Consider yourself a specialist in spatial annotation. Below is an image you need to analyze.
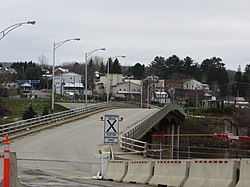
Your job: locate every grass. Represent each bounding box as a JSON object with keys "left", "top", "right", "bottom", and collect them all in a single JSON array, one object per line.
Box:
[{"left": 1, "top": 98, "right": 68, "bottom": 124}]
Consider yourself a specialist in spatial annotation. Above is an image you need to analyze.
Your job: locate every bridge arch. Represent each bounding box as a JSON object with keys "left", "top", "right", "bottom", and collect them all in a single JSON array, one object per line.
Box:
[{"left": 140, "top": 104, "right": 186, "bottom": 159}]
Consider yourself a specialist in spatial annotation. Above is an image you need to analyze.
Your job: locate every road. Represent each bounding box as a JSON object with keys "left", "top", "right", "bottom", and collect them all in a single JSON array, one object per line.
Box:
[{"left": 5, "top": 108, "right": 158, "bottom": 186}]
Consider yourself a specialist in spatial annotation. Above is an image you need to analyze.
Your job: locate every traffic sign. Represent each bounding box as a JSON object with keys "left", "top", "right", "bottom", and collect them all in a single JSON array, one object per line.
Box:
[{"left": 104, "top": 115, "right": 119, "bottom": 145}]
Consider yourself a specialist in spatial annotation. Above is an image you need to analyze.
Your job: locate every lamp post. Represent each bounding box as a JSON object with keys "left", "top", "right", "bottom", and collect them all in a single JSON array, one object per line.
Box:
[
  {"left": 140, "top": 80, "right": 143, "bottom": 108},
  {"left": 85, "top": 48, "right": 106, "bottom": 106},
  {"left": 0, "top": 21, "right": 36, "bottom": 40},
  {"left": 107, "top": 55, "right": 126, "bottom": 105},
  {"left": 51, "top": 38, "right": 80, "bottom": 112}
]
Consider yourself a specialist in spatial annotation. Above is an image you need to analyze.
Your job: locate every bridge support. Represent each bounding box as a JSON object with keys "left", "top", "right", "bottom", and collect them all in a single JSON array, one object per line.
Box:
[{"left": 143, "top": 112, "right": 184, "bottom": 159}]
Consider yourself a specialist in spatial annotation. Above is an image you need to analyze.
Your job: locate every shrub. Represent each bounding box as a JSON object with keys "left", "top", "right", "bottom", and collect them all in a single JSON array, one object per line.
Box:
[{"left": 23, "top": 104, "right": 37, "bottom": 120}]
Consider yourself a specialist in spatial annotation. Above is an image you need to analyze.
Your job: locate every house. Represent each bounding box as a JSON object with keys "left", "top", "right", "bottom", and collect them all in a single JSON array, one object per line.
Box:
[
  {"left": 183, "top": 79, "right": 209, "bottom": 90},
  {"left": 54, "top": 72, "right": 83, "bottom": 96},
  {"left": 151, "top": 91, "right": 170, "bottom": 105},
  {"left": 112, "top": 81, "right": 141, "bottom": 101},
  {"left": 0, "top": 66, "right": 17, "bottom": 75},
  {"left": 54, "top": 67, "right": 69, "bottom": 76},
  {"left": 95, "top": 73, "right": 142, "bottom": 101}
]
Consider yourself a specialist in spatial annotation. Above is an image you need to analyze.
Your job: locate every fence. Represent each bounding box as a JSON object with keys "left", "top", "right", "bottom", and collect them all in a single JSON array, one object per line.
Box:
[
  {"left": 146, "top": 143, "right": 250, "bottom": 159},
  {"left": 0, "top": 102, "right": 131, "bottom": 138},
  {"left": 119, "top": 103, "right": 250, "bottom": 159}
]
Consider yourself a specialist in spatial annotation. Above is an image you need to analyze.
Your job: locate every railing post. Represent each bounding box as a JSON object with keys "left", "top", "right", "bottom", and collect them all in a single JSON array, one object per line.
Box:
[{"left": 143, "top": 142, "right": 148, "bottom": 157}]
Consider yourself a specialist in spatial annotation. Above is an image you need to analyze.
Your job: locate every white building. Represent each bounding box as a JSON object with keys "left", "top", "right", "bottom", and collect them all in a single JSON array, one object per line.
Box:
[
  {"left": 96, "top": 73, "right": 141, "bottom": 100},
  {"left": 183, "top": 79, "right": 209, "bottom": 90},
  {"left": 54, "top": 72, "right": 83, "bottom": 95},
  {"left": 152, "top": 91, "right": 170, "bottom": 105}
]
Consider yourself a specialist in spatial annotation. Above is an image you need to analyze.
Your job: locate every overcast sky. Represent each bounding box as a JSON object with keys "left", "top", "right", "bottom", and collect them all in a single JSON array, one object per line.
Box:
[{"left": 1, "top": 0, "right": 250, "bottom": 71}]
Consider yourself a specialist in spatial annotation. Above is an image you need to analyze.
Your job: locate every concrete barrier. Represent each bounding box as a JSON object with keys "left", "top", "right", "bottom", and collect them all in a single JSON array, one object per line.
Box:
[
  {"left": 149, "top": 159, "right": 190, "bottom": 186},
  {"left": 122, "top": 160, "right": 154, "bottom": 184},
  {"left": 183, "top": 159, "right": 240, "bottom": 187},
  {"left": 235, "top": 159, "right": 250, "bottom": 187},
  {"left": 103, "top": 160, "right": 128, "bottom": 182},
  {"left": 0, "top": 152, "right": 26, "bottom": 187}
]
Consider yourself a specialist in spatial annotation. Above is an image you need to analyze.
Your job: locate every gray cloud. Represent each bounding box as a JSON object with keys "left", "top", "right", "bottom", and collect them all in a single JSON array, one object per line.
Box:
[{"left": 1, "top": 0, "right": 250, "bottom": 71}]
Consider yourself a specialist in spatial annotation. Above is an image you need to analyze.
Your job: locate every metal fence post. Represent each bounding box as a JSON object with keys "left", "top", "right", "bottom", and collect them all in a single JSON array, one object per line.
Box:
[{"left": 143, "top": 142, "right": 148, "bottom": 157}]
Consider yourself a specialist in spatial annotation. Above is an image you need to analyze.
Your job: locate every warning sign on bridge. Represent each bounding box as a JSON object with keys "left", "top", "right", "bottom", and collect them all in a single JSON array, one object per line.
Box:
[{"left": 104, "top": 115, "right": 119, "bottom": 145}]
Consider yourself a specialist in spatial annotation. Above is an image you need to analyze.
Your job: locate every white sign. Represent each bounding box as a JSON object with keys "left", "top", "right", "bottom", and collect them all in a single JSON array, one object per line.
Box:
[{"left": 104, "top": 115, "right": 119, "bottom": 145}]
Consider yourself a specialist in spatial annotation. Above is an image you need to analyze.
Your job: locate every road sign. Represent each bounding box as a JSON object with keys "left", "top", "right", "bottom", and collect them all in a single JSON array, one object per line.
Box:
[{"left": 104, "top": 115, "right": 119, "bottom": 145}]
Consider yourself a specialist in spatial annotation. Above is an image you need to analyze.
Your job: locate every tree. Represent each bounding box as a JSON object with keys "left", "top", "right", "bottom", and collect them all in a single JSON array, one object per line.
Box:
[
  {"left": 38, "top": 54, "right": 48, "bottom": 67},
  {"left": 182, "top": 56, "right": 201, "bottom": 80},
  {"left": 242, "top": 64, "right": 250, "bottom": 100},
  {"left": 165, "top": 55, "right": 182, "bottom": 79},
  {"left": 148, "top": 56, "right": 166, "bottom": 79},
  {"left": 233, "top": 65, "right": 248, "bottom": 97},
  {"left": 0, "top": 67, "right": 13, "bottom": 116},
  {"left": 131, "top": 63, "right": 145, "bottom": 79},
  {"left": 99, "top": 62, "right": 105, "bottom": 74},
  {"left": 23, "top": 104, "right": 37, "bottom": 120},
  {"left": 87, "top": 59, "right": 95, "bottom": 89},
  {"left": 111, "top": 58, "right": 122, "bottom": 73},
  {"left": 200, "top": 57, "right": 229, "bottom": 96},
  {"left": 106, "top": 58, "right": 113, "bottom": 74},
  {"left": 11, "top": 61, "right": 43, "bottom": 82}
]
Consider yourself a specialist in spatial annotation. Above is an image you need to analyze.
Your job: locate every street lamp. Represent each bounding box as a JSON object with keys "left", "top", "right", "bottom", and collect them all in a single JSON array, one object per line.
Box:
[
  {"left": 107, "top": 55, "right": 126, "bottom": 105},
  {"left": 51, "top": 38, "right": 80, "bottom": 112},
  {"left": 0, "top": 21, "right": 36, "bottom": 40},
  {"left": 85, "top": 48, "right": 106, "bottom": 106}
]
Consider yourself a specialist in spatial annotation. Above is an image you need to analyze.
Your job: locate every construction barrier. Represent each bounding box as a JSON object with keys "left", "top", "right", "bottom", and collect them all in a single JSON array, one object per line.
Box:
[
  {"left": 0, "top": 155, "right": 3, "bottom": 185},
  {"left": 4, "top": 134, "right": 10, "bottom": 187},
  {"left": 0, "top": 152, "right": 26, "bottom": 187},
  {"left": 149, "top": 159, "right": 190, "bottom": 186},
  {"left": 235, "top": 159, "right": 250, "bottom": 187},
  {"left": 183, "top": 159, "right": 240, "bottom": 187},
  {"left": 103, "top": 160, "right": 128, "bottom": 182},
  {"left": 122, "top": 160, "right": 154, "bottom": 184}
]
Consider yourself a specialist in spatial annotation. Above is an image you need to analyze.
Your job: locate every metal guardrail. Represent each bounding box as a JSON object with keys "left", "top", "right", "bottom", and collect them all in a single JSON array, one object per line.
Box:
[
  {"left": 0, "top": 102, "right": 131, "bottom": 138},
  {"left": 120, "top": 103, "right": 186, "bottom": 156}
]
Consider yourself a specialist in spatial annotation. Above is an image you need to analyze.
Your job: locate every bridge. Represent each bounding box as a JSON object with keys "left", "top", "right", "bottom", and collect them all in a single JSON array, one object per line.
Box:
[
  {"left": 1, "top": 103, "right": 250, "bottom": 187},
  {"left": 0, "top": 102, "right": 186, "bottom": 186}
]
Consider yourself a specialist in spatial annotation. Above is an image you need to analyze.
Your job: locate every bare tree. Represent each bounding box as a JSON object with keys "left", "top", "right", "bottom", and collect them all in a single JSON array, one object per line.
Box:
[
  {"left": 0, "top": 71, "right": 12, "bottom": 117},
  {"left": 38, "top": 54, "right": 48, "bottom": 67}
]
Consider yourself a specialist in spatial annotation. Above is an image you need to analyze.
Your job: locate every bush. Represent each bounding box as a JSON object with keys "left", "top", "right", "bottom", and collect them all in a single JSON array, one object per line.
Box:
[
  {"left": 23, "top": 104, "right": 37, "bottom": 120},
  {"left": 42, "top": 105, "right": 49, "bottom": 116}
]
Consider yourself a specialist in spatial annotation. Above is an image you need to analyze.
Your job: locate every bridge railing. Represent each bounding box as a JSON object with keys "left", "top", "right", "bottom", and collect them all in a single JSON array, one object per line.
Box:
[
  {"left": 0, "top": 102, "right": 132, "bottom": 138},
  {"left": 120, "top": 103, "right": 186, "bottom": 155}
]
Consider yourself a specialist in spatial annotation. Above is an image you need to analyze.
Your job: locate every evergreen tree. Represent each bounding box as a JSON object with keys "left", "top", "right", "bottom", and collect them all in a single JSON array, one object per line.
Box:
[
  {"left": 148, "top": 56, "right": 166, "bottom": 79},
  {"left": 131, "top": 63, "right": 145, "bottom": 79},
  {"left": 200, "top": 57, "right": 229, "bottom": 96},
  {"left": 243, "top": 64, "right": 250, "bottom": 100},
  {"left": 23, "top": 104, "right": 37, "bottom": 120},
  {"left": 112, "top": 58, "right": 122, "bottom": 73},
  {"left": 99, "top": 62, "right": 105, "bottom": 74},
  {"left": 233, "top": 65, "right": 247, "bottom": 97},
  {"left": 165, "top": 55, "right": 182, "bottom": 79},
  {"left": 106, "top": 58, "right": 113, "bottom": 73}
]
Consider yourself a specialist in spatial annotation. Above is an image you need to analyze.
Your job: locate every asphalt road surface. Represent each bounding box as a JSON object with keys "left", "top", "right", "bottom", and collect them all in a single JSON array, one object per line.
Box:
[{"left": 6, "top": 108, "right": 158, "bottom": 186}]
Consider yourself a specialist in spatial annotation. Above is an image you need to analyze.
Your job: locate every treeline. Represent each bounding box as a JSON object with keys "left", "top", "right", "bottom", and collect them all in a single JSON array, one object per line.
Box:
[
  {"left": 2, "top": 54, "right": 250, "bottom": 99},
  {"left": 145, "top": 55, "right": 250, "bottom": 98}
]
